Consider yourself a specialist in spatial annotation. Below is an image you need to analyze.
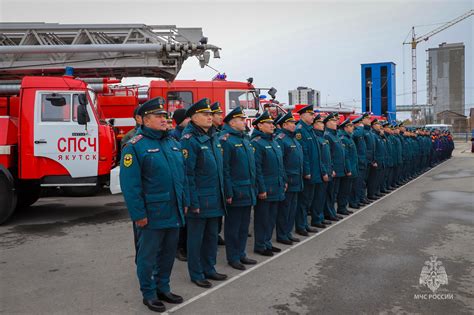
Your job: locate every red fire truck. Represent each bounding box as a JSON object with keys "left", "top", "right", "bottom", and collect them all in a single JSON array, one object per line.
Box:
[
  {"left": 148, "top": 75, "right": 261, "bottom": 129},
  {"left": 0, "top": 23, "right": 220, "bottom": 223}
]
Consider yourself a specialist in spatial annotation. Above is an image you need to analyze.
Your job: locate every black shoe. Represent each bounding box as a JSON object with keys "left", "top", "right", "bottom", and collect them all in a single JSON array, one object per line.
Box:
[
  {"left": 254, "top": 249, "right": 273, "bottom": 256},
  {"left": 206, "top": 272, "right": 228, "bottom": 281},
  {"left": 367, "top": 196, "right": 378, "bottom": 200},
  {"left": 336, "top": 215, "right": 344, "bottom": 220},
  {"left": 295, "top": 229, "right": 309, "bottom": 236},
  {"left": 322, "top": 220, "right": 332, "bottom": 225},
  {"left": 228, "top": 261, "right": 246, "bottom": 270},
  {"left": 327, "top": 216, "right": 339, "bottom": 222},
  {"left": 346, "top": 210, "right": 354, "bottom": 214},
  {"left": 176, "top": 248, "right": 187, "bottom": 262},
  {"left": 349, "top": 204, "right": 360, "bottom": 209},
  {"left": 338, "top": 212, "right": 350, "bottom": 216},
  {"left": 143, "top": 299, "right": 166, "bottom": 312},
  {"left": 192, "top": 279, "right": 212, "bottom": 288},
  {"left": 218, "top": 235, "right": 225, "bottom": 246},
  {"left": 288, "top": 235, "right": 301, "bottom": 242},
  {"left": 311, "top": 223, "right": 327, "bottom": 229},
  {"left": 271, "top": 246, "right": 281, "bottom": 253},
  {"left": 157, "top": 292, "right": 183, "bottom": 304},
  {"left": 248, "top": 233, "right": 252, "bottom": 237},
  {"left": 306, "top": 226, "right": 318, "bottom": 233},
  {"left": 240, "top": 257, "right": 257, "bottom": 265},
  {"left": 277, "top": 239, "right": 293, "bottom": 245}
]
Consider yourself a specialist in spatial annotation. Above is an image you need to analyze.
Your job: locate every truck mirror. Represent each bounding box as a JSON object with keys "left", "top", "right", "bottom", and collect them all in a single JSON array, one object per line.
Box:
[
  {"left": 77, "top": 104, "right": 90, "bottom": 125},
  {"left": 78, "top": 94, "right": 88, "bottom": 106},
  {"left": 46, "top": 94, "right": 67, "bottom": 107},
  {"left": 268, "top": 87, "right": 277, "bottom": 100}
]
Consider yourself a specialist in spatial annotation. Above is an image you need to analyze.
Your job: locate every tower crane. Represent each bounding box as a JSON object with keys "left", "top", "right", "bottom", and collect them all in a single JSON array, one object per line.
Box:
[{"left": 403, "top": 10, "right": 473, "bottom": 106}]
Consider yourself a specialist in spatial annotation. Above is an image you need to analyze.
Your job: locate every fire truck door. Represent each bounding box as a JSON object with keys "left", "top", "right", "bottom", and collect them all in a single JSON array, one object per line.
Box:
[{"left": 34, "top": 92, "right": 99, "bottom": 178}]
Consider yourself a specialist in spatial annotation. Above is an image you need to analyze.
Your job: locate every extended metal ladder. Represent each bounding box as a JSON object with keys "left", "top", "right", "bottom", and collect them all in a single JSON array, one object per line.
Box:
[{"left": 0, "top": 23, "right": 220, "bottom": 80}]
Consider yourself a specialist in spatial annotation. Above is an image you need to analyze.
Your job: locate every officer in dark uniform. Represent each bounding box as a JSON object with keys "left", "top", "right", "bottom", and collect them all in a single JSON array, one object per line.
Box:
[
  {"left": 368, "top": 119, "right": 385, "bottom": 199},
  {"left": 251, "top": 111, "right": 287, "bottom": 256},
  {"left": 181, "top": 98, "right": 227, "bottom": 288},
  {"left": 211, "top": 101, "right": 224, "bottom": 132},
  {"left": 324, "top": 113, "right": 345, "bottom": 220},
  {"left": 294, "top": 105, "right": 320, "bottom": 236},
  {"left": 311, "top": 114, "right": 332, "bottom": 228},
  {"left": 210, "top": 101, "right": 225, "bottom": 245},
  {"left": 275, "top": 111, "right": 304, "bottom": 245},
  {"left": 120, "top": 105, "right": 143, "bottom": 148},
  {"left": 362, "top": 113, "right": 376, "bottom": 203},
  {"left": 219, "top": 106, "right": 258, "bottom": 270},
  {"left": 120, "top": 97, "right": 187, "bottom": 312},
  {"left": 169, "top": 108, "right": 190, "bottom": 142},
  {"left": 349, "top": 114, "right": 368, "bottom": 208},
  {"left": 391, "top": 123, "right": 403, "bottom": 188},
  {"left": 168, "top": 108, "right": 191, "bottom": 262},
  {"left": 337, "top": 117, "right": 357, "bottom": 215},
  {"left": 380, "top": 121, "right": 394, "bottom": 193}
]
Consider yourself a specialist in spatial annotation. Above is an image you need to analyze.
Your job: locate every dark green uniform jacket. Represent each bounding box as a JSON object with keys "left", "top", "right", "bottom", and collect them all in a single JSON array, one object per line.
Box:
[{"left": 120, "top": 126, "right": 188, "bottom": 229}]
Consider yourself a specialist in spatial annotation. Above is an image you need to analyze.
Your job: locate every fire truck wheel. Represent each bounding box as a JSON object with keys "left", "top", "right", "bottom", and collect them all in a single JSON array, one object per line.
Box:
[
  {"left": 16, "top": 180, "right": 41, "bottom": 209},
  {"left": 0, "top": 171, "right": 18, "bottom": 224},
  {"left": 62, "top": 185, "right": 100, "bottom": 197}
]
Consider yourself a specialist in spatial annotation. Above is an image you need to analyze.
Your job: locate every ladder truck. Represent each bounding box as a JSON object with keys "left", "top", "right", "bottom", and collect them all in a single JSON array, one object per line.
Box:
[{"left": 0, "top": 22, "right": 220, "bottom": 224}]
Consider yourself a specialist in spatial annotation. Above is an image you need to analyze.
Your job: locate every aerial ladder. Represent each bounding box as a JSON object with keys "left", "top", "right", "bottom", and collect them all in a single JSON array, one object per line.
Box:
[
  {"left": 403, "top": 10, "right": 473, "bottom": 108},
  {"left": 0, "top": 22, "right": 221, "bottom": 81}
]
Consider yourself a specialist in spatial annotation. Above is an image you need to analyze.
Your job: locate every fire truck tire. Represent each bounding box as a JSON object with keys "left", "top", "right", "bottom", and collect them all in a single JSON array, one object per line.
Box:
[
  {"left": 16, "top": 180, "right": 41, "bottom": 209},
  {"left": 0, "top": 169, "right": 18, "bottom": 224},
  {"left": 62, "top": 185, "right": 100, "bottom": 197}
]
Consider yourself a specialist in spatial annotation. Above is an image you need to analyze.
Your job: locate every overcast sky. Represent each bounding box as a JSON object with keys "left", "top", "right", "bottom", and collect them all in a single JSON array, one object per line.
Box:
[{"left": 1, "top": 0, "right": 472, "bottom": 113}]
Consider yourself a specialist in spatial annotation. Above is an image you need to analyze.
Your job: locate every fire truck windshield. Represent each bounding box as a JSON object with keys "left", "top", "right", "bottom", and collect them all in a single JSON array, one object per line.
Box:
[
  {"left": 87, "top": 89, "right": 98, "bottom": 112},
  {"left": 228, "top": 90, "right": 258, "bottom": 110}
]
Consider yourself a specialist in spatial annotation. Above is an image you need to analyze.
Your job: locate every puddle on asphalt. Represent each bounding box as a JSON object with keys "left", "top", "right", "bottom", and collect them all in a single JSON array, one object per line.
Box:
[
  {"left": 0, "top": 210, "right": 129, "bottom": 249},
  {"left": 424, "top": 191, "right": 474, "bottom": 212},
  {"left": 431, "top": 169, "right": 474, "bottom": 180}
]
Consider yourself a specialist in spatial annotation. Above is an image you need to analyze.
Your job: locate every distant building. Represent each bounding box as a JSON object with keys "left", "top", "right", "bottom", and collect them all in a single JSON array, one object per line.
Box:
[
  {"left": 427, "top": 43, "right": 465, "bottom": 117},
  {"left": 361, "top": 62, "right": 396, "bottom": 121},
  {"left": 288, "top": 86, "right": 320, "bottom": 107},
  {"left": 436, "top": 110, "right": 467, "bottom": 133}
]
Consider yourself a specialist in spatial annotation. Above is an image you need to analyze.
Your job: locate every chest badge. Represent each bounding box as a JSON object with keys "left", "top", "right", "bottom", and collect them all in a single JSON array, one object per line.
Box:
[
  {"left": 123, "top": 154, "right": 133, "bottom": 167},
  {"left": 182, "top": 149, "right": 189, "bottom": 159},
  {"left": 296, "top": 133, "right": 302, "bottom": 140}
]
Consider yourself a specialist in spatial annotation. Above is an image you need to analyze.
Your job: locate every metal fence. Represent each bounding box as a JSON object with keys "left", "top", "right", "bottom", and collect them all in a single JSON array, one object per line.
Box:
[{"left": 452, "top": 133, "right": 472, "bottom": 142}]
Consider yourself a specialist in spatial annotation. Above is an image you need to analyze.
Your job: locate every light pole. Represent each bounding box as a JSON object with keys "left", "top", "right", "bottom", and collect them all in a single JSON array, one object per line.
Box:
[{"left": 367, "top": 80, "right": 372, "bottom": 113}]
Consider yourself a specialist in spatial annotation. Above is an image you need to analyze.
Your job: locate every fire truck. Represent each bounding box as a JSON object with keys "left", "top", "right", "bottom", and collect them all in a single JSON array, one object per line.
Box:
[
  {"left": 148, "top": 75, "right": 261, "bottom": 129},
  {"left": 0, "top": 23, "right": 220, "bottom": 224}
]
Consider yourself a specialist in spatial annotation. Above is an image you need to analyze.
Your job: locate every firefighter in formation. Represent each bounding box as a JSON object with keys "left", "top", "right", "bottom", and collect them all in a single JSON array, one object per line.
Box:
[{"left": 120, "top": 98, "right": 453, "bottom": 312}]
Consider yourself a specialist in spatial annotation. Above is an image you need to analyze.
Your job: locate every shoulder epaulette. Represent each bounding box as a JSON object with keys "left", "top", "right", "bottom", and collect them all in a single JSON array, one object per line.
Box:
[
  {"left": 219, "top": 133, "right": 230, "bottom": 141},
  {"left": 130, "top": 134, "right": 143, "bottom": 144},
  {"left": 251, "top": 136, "right": 261, "bottom": 142},
  {"left": 277, "top": 133, "right": 286, "bottom": 139},
  {"left": 182, "top": 133, "right": 193, "bottom": 140},
  {"left": 296, "top": 124, "right": 303, "bottom": 130}
]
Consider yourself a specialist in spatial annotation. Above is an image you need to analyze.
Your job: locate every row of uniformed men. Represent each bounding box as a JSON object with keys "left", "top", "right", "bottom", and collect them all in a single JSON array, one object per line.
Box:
[{"left": 119, "top": 96, "right": 451, "bottom": 312}]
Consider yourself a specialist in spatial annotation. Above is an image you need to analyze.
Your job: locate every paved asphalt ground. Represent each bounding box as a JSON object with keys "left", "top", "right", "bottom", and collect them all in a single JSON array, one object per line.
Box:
[{"left": 1, "top": 143, "right": 473, "bottom": 314}]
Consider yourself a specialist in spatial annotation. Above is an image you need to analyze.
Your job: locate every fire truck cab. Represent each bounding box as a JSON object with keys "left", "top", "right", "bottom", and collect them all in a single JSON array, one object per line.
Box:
[
  {"left": 0, "top": 76, "right": 117, "bottom": 223},
  {"left": 148, "top": 77, "right": 260, "bottom": 129}
]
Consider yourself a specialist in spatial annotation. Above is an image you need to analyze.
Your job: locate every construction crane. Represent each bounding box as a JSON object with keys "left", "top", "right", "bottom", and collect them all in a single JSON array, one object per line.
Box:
[
  {"left": 0, "top": 23, "right": 221, "bottom": 81},
  {"left": 403, "top": 10, "right": 473, "bottom": 106}
]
